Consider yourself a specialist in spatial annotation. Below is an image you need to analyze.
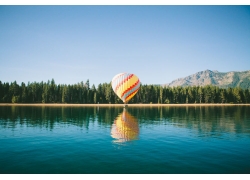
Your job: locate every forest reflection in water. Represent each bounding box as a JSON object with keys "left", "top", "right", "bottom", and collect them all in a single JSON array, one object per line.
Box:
[{"left": 0, "top": 105, "right": 249, "bottom": 138}]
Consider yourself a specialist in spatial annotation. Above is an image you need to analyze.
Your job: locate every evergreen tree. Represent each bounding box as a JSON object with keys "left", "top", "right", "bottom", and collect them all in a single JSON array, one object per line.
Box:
[
  {"left": 0, "top": 81, "right": 3, "bottom": 103},
  {"left": 219, "top": 89, "right": 226, "bottom": 103},
  {"left": 21, "top": 82, "right": 27, "bottom": 103},
  {"left": 198, "top": 86, "right": 203, "bottom": 103},
  {"left": 244, "top": 89, "right": 250, "bottom": 103}
]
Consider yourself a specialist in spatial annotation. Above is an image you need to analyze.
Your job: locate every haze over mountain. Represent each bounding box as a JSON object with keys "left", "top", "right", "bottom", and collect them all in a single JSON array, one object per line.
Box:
[{"left": 163, "top": 70, "right": 250, "bottom": 89}]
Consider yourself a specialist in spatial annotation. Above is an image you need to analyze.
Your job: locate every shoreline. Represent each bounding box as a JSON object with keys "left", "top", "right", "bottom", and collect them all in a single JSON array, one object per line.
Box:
[{"left": 0, "top": 103, "right": 249, "bottom": 107}]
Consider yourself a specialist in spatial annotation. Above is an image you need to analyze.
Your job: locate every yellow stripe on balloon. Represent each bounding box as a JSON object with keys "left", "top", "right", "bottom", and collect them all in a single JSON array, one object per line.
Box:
[
  {"left": 125, "top": 88, "right": 139, "bottom": 102},
  {"left": 117, "top": 76, "right": 137, "bottom": 100}
]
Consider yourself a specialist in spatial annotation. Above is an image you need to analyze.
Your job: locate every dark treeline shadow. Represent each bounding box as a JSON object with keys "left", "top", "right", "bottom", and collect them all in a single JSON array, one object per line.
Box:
[
  {"left": 129, "top": 106, "right": 250, "bottom": 136},
  {"left": 0, "top": 106, "right": 249, "bottom": 136},
  {"left": 0, "top": 106, "right": 121, "bottom": 130}
]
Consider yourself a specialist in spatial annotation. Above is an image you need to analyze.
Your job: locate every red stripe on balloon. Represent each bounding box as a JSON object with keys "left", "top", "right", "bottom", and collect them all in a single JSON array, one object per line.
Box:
[
  {"left": 121, "top": 79, "right": 140, "bottom": 98},
  {"left": 115, "top": 74, "right": 134, "bottom": 92},
  {"left": 112, "top": 73, "right": 125, "bottom": 93},
  {"left": 125, "top": 86, "right": 140, "bottom": 102}
]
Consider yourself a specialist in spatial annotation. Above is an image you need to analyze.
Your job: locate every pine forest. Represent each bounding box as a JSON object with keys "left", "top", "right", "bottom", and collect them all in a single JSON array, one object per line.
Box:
[{"left": 0, "top": 79, "right": 250, "bottom": 104}]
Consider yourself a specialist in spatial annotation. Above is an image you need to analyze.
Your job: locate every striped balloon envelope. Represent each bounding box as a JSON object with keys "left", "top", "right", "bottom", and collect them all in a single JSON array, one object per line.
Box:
[{"left": 111, "top": 73, "right": 140, "bottom": 103}]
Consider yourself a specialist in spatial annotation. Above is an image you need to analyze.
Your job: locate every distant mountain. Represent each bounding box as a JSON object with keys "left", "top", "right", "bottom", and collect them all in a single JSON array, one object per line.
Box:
[{"left": 163, "top": 70, "right": 250, "bottom": 89}]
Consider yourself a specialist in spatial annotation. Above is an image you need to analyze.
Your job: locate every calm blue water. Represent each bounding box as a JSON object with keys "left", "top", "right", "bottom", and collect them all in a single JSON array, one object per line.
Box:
[{"left": 0, "top": 105, "right": 250, "bottom": 174}]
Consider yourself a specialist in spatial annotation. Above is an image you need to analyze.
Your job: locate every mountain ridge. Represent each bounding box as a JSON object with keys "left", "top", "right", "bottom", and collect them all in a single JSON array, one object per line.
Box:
[{"left": 163, "top": 70, "right": 250, "bottom": 89}]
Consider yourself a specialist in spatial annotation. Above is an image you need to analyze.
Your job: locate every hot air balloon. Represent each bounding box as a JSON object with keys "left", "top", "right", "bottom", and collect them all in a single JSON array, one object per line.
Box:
[
  {"left": 111, "top": 109, "right": 139, "bottom": 143},
  {"left": 111, "top": 73, "right": 140, "bottom": 104}
]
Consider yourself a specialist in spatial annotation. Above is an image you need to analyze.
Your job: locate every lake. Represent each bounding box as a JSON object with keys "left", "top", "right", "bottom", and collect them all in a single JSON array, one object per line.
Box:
[{"left": 0, "top": 105, "right": 250, "bottom": 174}]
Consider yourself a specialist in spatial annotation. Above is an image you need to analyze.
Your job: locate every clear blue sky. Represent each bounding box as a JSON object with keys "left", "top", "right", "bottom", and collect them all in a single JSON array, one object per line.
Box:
[{"left": 0, "top": 5, "right": 250, "bottom": 86}]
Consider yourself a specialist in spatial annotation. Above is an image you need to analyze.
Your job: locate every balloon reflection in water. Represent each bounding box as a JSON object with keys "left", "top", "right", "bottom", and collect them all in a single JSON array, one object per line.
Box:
[{"left": 111, "top": 109, "right": 139, "bottom": 143}]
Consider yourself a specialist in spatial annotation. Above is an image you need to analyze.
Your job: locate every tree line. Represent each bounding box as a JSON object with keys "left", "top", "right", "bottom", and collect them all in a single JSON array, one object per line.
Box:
[{"left": 0, "top": 79, "right": 249, "bottom": 104}]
